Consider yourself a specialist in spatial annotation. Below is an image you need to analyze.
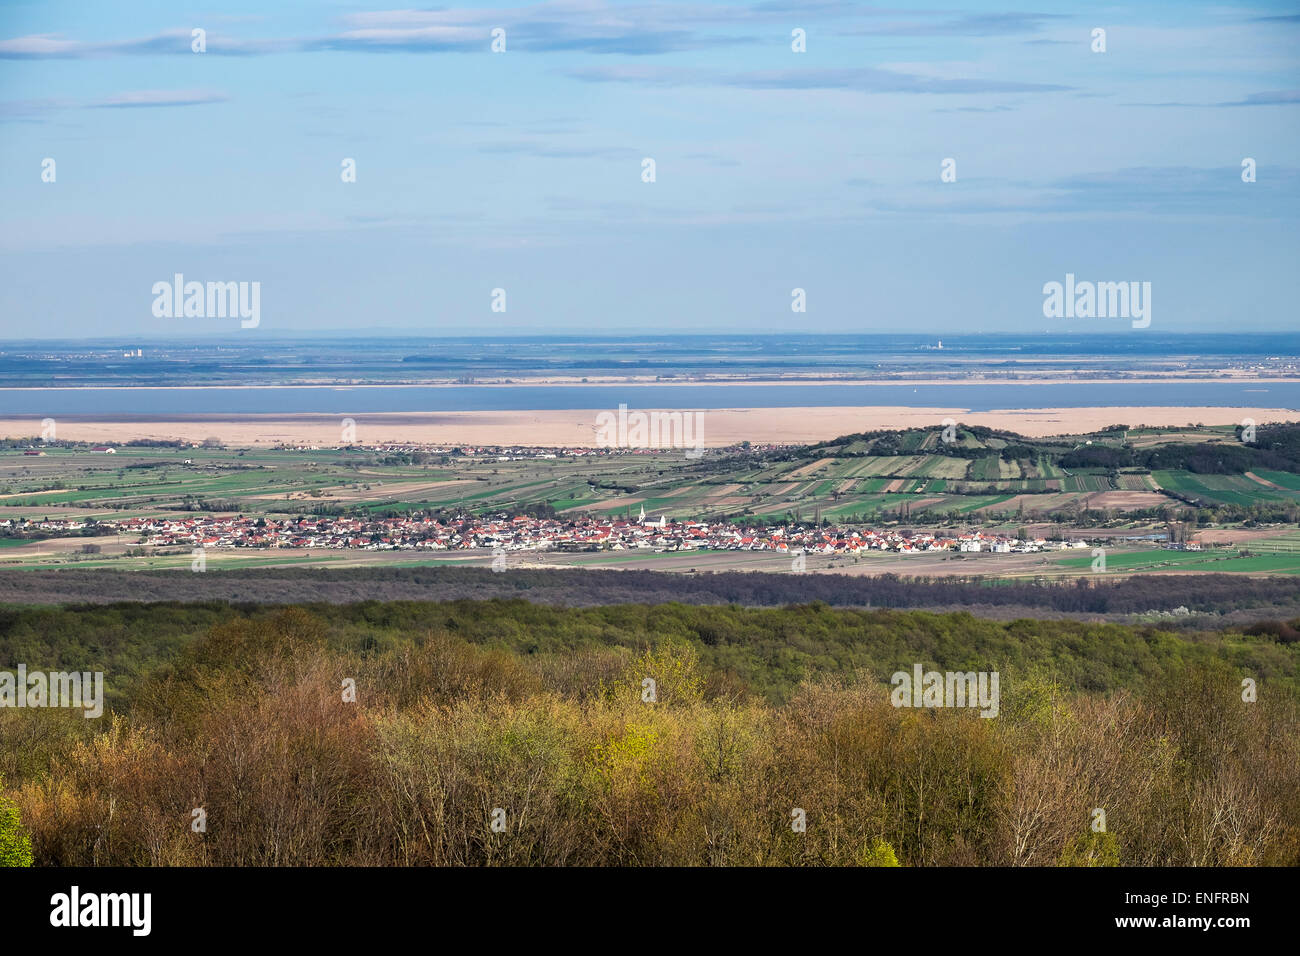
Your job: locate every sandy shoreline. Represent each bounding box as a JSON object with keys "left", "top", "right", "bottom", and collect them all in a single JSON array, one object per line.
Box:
[{"left": 4, "top": 406, "right": 1298, "bottom": 446}]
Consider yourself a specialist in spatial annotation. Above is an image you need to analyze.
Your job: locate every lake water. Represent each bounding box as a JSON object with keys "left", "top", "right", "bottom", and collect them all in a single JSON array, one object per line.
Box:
[{"left": 6, "top": 382, "right": 1300, "bottom": 416}]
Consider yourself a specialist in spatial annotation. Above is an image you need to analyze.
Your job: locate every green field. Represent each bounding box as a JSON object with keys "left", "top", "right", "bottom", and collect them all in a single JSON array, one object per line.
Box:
[
  {"left": 1056, "top": 548, "right": 1300, "bottom": 575},
  {"left": 5, "top": 422, "right": 1300, "bottom": 533}
]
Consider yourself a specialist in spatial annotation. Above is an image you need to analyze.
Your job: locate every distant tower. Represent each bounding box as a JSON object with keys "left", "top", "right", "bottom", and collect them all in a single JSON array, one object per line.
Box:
[{"left": 638, "top": 504, "right": 646, "bottom": 524}]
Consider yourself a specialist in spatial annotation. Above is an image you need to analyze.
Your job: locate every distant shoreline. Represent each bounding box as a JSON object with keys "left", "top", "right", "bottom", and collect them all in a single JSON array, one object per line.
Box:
[
  {"left": 3, "top": 374, "right": 1299, "bottom": 391},
  {"left": 5, "top": 405, "right": 1298, "bottom": 445}
]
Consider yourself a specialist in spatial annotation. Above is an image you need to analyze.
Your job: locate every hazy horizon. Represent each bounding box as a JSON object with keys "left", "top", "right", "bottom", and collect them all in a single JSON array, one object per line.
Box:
[{"left": 3, "top": 330, "right": 1300, "bottom": 345}]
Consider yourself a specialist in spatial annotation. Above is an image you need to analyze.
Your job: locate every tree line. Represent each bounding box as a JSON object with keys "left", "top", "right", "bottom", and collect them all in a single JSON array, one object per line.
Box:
[{"left": 1, "top": 605, "right": 1296, "bottom": 867}]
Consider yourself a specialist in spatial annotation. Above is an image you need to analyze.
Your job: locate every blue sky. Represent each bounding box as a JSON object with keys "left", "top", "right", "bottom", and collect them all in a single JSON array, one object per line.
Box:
[{"left": 0, "top": 0, "right": 1297, "bottom": 338}]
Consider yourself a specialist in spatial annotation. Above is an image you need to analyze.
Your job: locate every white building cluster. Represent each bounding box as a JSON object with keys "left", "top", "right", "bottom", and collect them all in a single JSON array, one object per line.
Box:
[{"left": 2, "top": 514, "right": 1088, "bottom": 556}]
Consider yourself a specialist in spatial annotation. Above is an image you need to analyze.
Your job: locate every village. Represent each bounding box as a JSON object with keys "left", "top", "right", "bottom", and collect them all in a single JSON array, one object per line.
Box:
[{"left": 4, "top": 507, "right": 1093, "bottom": 557}]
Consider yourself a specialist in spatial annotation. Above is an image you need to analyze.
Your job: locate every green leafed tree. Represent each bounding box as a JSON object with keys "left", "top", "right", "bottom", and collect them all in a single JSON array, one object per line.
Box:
[
  {"left": 0, "top": 786, "right": 34, "bottom": 867},
  {"left": 1057, "top": 830, "right": 1120, "bottom": 868},
  {"left": 858, "top": 839, "right": 901, "bottom": 867}
]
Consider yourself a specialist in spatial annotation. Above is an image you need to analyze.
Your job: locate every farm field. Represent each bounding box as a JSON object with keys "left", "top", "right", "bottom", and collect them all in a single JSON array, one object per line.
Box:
[
  {"left": 1154, "top": 470, "right": 1299, "bottom": 507},
  {"left": 3, "top": 422, "right": 1298, "bottom": 569},
  {"left": 1055, "top": 547, "right": 1300, "bottom": 575}
]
